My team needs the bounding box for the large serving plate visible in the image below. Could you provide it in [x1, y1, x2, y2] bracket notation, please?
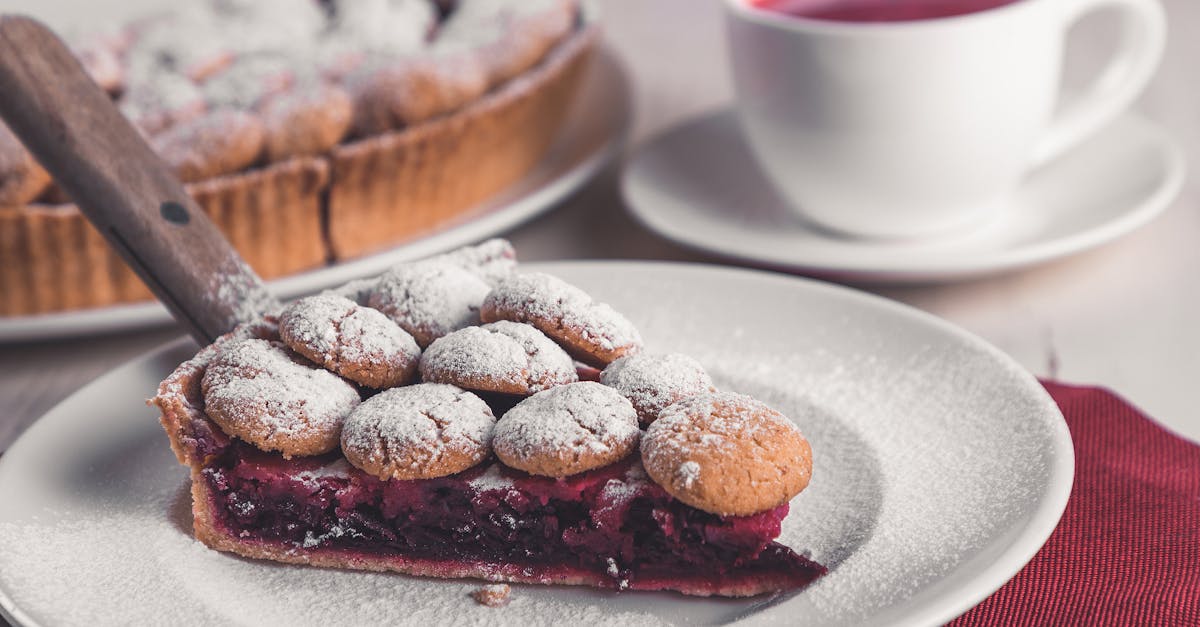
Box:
[0, 262, 1072, 626]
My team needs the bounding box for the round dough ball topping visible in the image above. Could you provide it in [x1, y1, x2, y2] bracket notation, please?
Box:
[600, 353, 716, 425]
[641, 392, 813, 517]
[279, 293, 421, 389]
[200, 338, 360, 458]
[368, 261, 491, 348]
[419, 321, 577, 395]
[480, 272, 642, 367]
[341, 383, 496, 481]
[493, 381, 640, 477]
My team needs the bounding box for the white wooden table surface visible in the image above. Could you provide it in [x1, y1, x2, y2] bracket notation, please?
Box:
[1, 0, 1197, 456]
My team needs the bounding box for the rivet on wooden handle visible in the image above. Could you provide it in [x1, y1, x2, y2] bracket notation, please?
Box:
[0, 15, 278, 345]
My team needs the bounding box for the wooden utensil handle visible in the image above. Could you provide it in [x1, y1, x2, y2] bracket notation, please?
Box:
[0, 15, 278, 345]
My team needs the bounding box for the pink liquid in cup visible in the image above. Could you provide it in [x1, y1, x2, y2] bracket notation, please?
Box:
[751, 0, 1022, 22]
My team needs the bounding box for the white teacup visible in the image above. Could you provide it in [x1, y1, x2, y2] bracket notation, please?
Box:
[725, 0, 1166, 239]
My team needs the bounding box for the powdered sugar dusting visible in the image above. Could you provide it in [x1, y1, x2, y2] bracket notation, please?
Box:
[493, 382, 639, 475]
[322, 239, 516, 312]
[600, 353, 715, 424]
[339, 306, 421, 368]
[321, 277, 379, 305]
[486, 321, 576, 390]
[467, 462, 518, 492]
[368, 261, 492, 347]
[471, 582, 512, 607]
[440, 0, 562, 45]
[484, 272, 643, 354]
[698, 350, 1050, 621]
[425, 238, 518, 286]
[293, 458, 354, 487]
[281, 294, 350, 355]
[96, 0, 578, 146]
[125, 8, 232, 82]
[676, 461, 701, 490]
[201, 338, 359, 449]
[326, 0, 437, 57]
[119, 70, 206, 134]
[421, 325, 526, 386]
[420, 322, 576, 393]
[340, 384, 495, 479]
[280, 294, 420, 388]
[201, 53, 297, 110]
[210, 256, 280, 326]
[648, 392, 796, 464]
[209, 0, 328, 57]
[595, 463, 652, 517]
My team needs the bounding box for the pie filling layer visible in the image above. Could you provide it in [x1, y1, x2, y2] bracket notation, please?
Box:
[201, 442, 825, 591]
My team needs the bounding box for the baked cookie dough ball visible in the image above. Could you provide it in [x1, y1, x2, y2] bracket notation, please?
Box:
[258, 82, 354, 161]
[326, 239, 514, 311]
[493, 381, 639, 477]
[420, 321, 577, 395]
[326, 0, 439, 60]
[151, 109, 265, 182]
[368, 261, 492, 348]
[200, 53, 296, 111]
[125, 10, 234, 83]
[279, 294, 421, 389]
[480, 272, 643, 368]
[346, 51, 489, 135]
[641, 392, 813, 517]
[341, 383, 496, 480]
[425, 238, 517, 287]
[600, 353, 716, 426]
[119, 71, 208, 136]
[436, 0, 579, 86]
[201, 338, 360, 458]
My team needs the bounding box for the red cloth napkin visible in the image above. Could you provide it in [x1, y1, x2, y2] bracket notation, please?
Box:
[951, 381, 1200, 626]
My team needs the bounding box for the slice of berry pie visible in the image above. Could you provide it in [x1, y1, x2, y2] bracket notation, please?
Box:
[153, 241, 825, 597]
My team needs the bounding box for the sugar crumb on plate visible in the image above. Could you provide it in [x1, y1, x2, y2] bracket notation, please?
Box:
[471, 583, 512, 607]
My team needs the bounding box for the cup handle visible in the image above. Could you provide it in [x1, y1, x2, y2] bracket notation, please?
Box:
[1031, 0, 1166, 166]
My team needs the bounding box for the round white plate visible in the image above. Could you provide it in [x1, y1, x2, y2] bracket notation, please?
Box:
[623, 109, 1184, 283]
[0, 262, 1072, 626]
[0, 51, 631, 344]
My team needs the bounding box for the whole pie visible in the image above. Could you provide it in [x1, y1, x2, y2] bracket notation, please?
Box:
[0, 0, 595, 316]
[152, 241, 826, 598]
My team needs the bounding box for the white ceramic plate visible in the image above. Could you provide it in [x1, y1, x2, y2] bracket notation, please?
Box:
[0, 262, 1072, 626]
[623, 109, 1184, 283]
[0, 50, 631, 344]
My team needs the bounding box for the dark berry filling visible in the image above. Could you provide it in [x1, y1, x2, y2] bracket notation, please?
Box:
[201, 442, 824, 592]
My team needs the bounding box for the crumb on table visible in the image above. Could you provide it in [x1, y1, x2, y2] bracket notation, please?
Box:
[471, 583, 512, 607]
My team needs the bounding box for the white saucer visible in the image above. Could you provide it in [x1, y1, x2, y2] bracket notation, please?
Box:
[622, 109, 1185, 283]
